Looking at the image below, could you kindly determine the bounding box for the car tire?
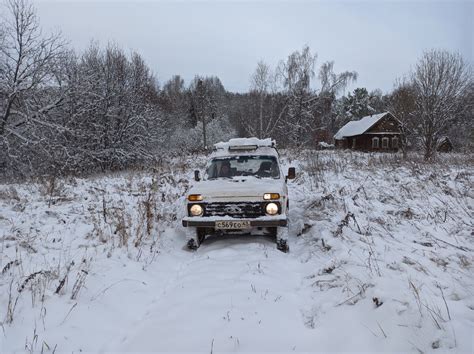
[197,228,206,244]
[277,238,289,253]
[275,226,289,253]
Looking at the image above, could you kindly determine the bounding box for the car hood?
[188,177,285,199]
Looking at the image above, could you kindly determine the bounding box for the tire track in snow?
[107,231,317,352]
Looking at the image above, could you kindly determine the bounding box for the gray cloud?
[25,0,474,93]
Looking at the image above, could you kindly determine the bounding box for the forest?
[1,0,472,178]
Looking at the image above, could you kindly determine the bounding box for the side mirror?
[194,170,201,182]
[287,167,296,180]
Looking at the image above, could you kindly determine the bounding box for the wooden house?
[437,137,453,152]
[334,112,401,152]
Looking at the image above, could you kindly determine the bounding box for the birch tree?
[276,47,357,146]
[250,61,271,138]
[276,45,317,146]
[238,61,281,139]
[238,47,357,146]
[316,61,357,138]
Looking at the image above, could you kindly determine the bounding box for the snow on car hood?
[188,177,285,199]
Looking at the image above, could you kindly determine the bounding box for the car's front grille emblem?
[204,202,265,218]
[224,205,243,214]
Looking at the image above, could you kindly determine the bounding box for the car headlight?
[263,193,280,200]
[190,204,204,216]
[265,202,279,215]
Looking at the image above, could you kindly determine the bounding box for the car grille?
[204,202,266,218]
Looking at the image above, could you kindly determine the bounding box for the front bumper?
[182,217,287,228]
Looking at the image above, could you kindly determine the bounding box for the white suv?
[182,138,295,252]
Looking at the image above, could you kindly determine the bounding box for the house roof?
[334,112,391,140]
[438,136,453,146]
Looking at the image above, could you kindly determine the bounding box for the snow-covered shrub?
[167,114,236,151]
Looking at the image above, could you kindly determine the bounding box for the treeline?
[0,0,167,176]
[1,0,472,178]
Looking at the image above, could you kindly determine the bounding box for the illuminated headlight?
[265,202,279,215]
[263,193,280,200]
[190,204,204,216]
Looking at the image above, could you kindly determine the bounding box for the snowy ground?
[0,151,473,353]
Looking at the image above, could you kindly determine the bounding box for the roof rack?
[214,138,276,151]
[228,145,258,151]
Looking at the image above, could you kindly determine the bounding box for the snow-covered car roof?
[212,138,279,158]
[214,137,275,150]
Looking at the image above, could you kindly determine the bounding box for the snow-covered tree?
[0,0,66,175]
[341,88,375,119]
[58,43,161,171]
[235,47,357,147]
[411,50,472,160]
[188,76,226,149]
[168,114,235,152]
[250,61,271,139]
[277,45,317,146]
[238,61,283,139]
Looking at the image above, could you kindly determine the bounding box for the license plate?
[215,220,251,229]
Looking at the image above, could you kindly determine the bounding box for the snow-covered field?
[0,151,473,353]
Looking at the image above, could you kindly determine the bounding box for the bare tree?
[449,82,474,152]
[317,61,357,138]
[250,61,270,138]
[277,45,317,146]
[237,47,357,146]
[189,76,226,149]
[162,75,186,113]
[239,60,283,139]
[0,0,66,174]
[411,50,472,160]
[388,79,417,158]
[276,47,357,146]
[319,61,358,96]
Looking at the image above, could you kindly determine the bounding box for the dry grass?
[0,186,20,201]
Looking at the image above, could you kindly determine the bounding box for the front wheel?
[186,228,206,251]
[274,226,289,253]
[277,238,289,253]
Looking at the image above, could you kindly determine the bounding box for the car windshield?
[206,155,280,179]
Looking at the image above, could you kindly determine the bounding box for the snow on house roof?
[334,112,390,140]
[438,136,453,147]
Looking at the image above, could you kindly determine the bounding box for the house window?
[372,137,379,149]
[392,137,399,149]
[382,137,389,149]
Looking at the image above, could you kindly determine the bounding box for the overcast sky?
[26,1,474,93]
